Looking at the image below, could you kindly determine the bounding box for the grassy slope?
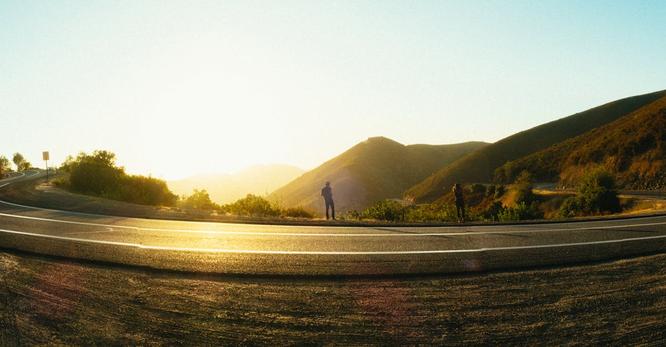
[269,137,488,213]
[496,95,666,189]
[406,89,666,203]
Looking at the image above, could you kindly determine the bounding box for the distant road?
[1,172,666,275]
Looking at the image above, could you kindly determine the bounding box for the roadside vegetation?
[178,189,314,219]
[0,152,32,178]
[4,149,640,223]
[57,150,178,206]
[0,156,10,178]
[559,168,621,217]
[11,153,31,172]
[495,95,666,190]
[344,169,624,223]
[406,90,666,203]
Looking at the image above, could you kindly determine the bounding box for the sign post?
[42,151,50,182]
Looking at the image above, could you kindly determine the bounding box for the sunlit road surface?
[1,173,666,275]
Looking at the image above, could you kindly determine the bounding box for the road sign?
[42,151,50,161]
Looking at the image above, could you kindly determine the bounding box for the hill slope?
[169,164,304,204]
[406,89,666,202]
[495,94,666,189]
[269,137,488,213]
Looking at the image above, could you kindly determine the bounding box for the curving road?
[1,172,666,275]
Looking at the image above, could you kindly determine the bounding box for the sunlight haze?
[1,1,665,179]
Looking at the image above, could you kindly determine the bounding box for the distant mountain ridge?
[269,137,488,214]
[495,94,666,189]
[169,164,304,204]
[405,89,666,202]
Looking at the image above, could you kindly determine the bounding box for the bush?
[468,183,486,195]
[494,185,506,199]
[180,189,218,211]
[485,185,496,197]
[512,170,537,205]
[60,150,177,206]
[341,210,362,221]
[117,175,178,206]
[578,169,621,213]
[482,201,505,221]
[559,196,581,218]
[559,169,620,217]
[361,200,406,222]
[281,207,314,219]
[498,202,543,221]
[225,194,279,217]
[404,203,458,223]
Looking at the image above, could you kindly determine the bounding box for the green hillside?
[269,137,488,213]
[496,94,666,189]
[406,89,666,202]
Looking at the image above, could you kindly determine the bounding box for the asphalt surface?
[1,171,666,275]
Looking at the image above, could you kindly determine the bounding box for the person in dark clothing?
[452,183,465,223]
[321,181,335,220]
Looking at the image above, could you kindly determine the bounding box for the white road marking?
[0,209,664,237]
[0,171,665,238]
[0,227,665,255]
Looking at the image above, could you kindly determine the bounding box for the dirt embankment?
[1,250,665,345]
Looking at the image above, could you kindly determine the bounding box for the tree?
[12,152,31,172]
[225,194,279,217]
[0,156,11,177]
[361,200,406,222]
[60,150,177,206]
[577,168,620,213]
[513,170,537,205]
[559,168,620,217]
[181,189,217,210]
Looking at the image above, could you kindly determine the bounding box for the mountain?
[495,94,666,189]
[168,164,304,204]
[405,89,666,202]
[269,137,488,213]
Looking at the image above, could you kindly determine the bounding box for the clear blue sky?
[1,0,665,179]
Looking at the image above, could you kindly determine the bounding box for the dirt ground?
[1,250,666,345]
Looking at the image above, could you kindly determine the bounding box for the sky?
[1,1,665,180]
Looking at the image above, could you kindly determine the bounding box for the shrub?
[225,194,279,217]
[361,200,406,222]
[559,168,620,217]
[482,201,505,221]
[494,185,506,199]
[513,170,537,205]
[117,175,178,206]
[485,185,496,197]
[559,196,581,218]
[180,189,218,211]
[578,169,621,213]
[281,206,314,218]
[60,150,177,206]
[404,203,458,223]
[498,202,543,221]
[341,210,362,221]
[468,183,486,195]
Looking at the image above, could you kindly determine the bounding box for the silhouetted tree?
[12,153,31,172]
[181,189,218,210]
[0,156,10,177]
[61,150,177,206]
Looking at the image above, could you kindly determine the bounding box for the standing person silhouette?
[321,181,335,220]
[453,183,465,223]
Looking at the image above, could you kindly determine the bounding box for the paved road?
[1,172,666,275]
